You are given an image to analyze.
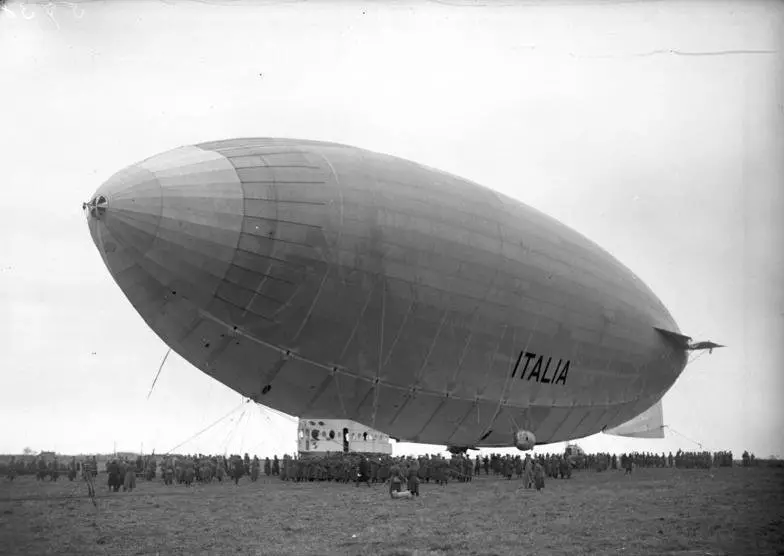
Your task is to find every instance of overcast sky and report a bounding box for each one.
[1,0,782,459]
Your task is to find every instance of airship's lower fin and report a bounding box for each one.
[605,400,665,439]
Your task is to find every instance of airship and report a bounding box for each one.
[85,138,721,452]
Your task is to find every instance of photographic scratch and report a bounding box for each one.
[508,44,778,59]
[629,48,777,58]
[571,48,779,59]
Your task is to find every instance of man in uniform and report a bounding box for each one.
[533,459,545,491]
[251,457,260,482]
[107,459,121,492]
[232,456,244,485]
[159,459,170,485]
[560,456,571,479]
[36,457,47,481]
[6,457,17,481]
[407,457,420,496]
[82,457,97,500]
[389,461,403,497]
[355,456,371,487]
[523,455,533,488]
[119,459,128,489]
[124,460,137,492]
[183,457,195,486]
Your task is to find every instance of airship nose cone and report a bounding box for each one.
[87,163,162,260]
[86,145,249,326]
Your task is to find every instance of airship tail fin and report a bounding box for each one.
[654,327,692,349]
[605,400,665,439]
[654,327,725,354]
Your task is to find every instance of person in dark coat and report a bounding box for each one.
[107,460,121,492]
[118,460,127,489]
[124,461,137,492]
[407,458,420,497]
[388,463,403,497]
[356,456,371,487]
[533,461,545,491]
[232,456,244,485]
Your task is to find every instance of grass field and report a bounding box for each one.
[1,466,782,555]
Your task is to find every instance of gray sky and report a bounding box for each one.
[1,0,782,459]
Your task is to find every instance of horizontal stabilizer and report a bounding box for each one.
[605,401,665,439]
[688,341,725,352]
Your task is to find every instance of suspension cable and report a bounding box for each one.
[146,348,172,400]
[163,399,250,456]
[666,425,710,451]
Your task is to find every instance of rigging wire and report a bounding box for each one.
[244,405,282,454]
[146,348,172,400]
[255,401,298,423]
[238,406,254,454]
[222,407,248,455]
[665,425,710,452]
[219,415,240,454]
[239,402,300,455]
[200,379,215,429]
[163,399,249,456]
[687,349,709,367]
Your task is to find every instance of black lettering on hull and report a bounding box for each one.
[509,351,524,379]
[555,360,570,385]
[509,350,570,386]
[540,357,554,383]
[527,356,543,381]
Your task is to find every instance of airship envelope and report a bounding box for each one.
[85,138,692,449]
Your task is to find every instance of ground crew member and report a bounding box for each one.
[407,458,420,497]
[107,460,121,492]
[124,461,137,492]
[533,460,545,491]
[524,455,533,488]
[232,456,244,485]
[356,456,371,487]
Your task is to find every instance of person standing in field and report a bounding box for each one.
[407,457,420,497]
[124,460,137,492]
[232,456,244,485]
[524,455,533,489]
[533,460,545,491]
[356,456,371,487]
[389,462,403,497]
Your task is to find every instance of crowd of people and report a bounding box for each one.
[97,452,553,494]
[573,450,738,471]
[2,449,762,489]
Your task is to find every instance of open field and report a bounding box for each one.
[1,467,782,556]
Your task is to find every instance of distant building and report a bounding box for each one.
[297,419,392,456]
